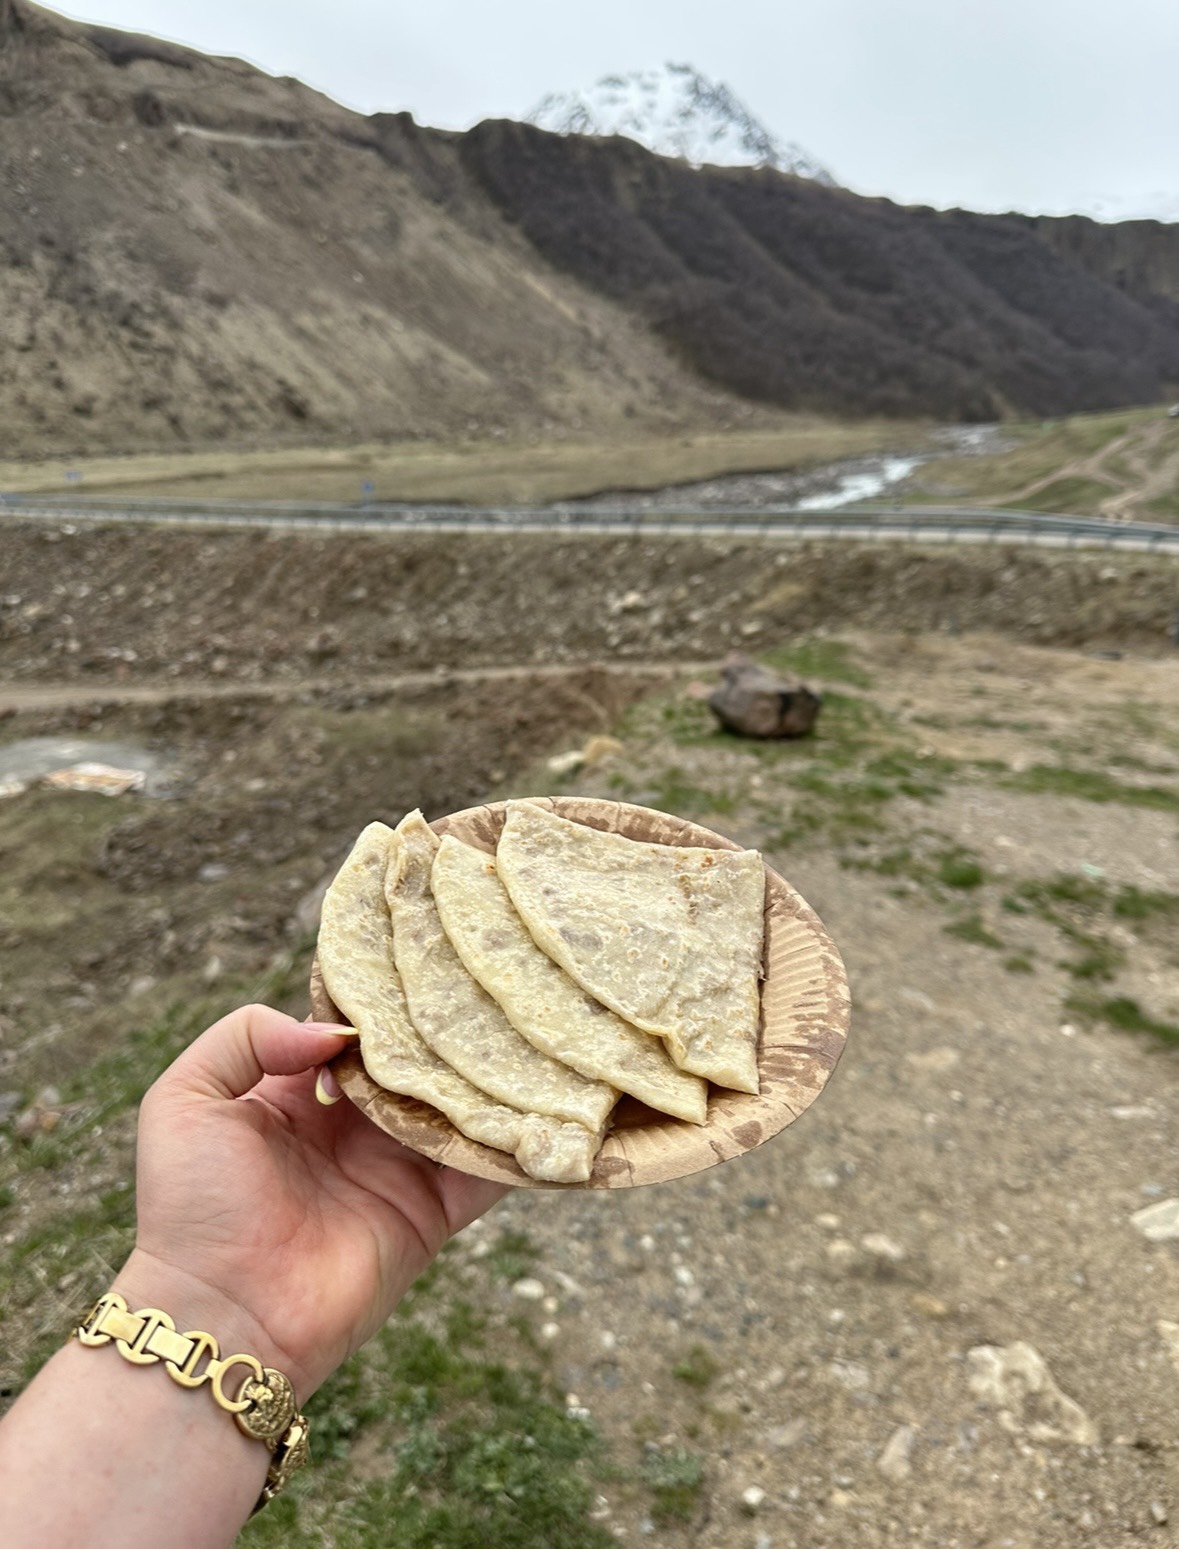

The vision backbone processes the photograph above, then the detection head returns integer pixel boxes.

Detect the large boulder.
[708,656,821,739]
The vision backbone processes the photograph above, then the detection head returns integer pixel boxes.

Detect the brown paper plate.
[310,796,850,1189]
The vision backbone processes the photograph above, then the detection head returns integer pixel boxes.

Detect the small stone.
[830,1488,854,1508]
[829,1360,871,1391]
[512,1277,546,1300]
[765,1418,810,1450]
[741,1485,767,1512]
[128,975,157,999]
[898,986,936,1014]
[861,1233,906,1266]
[826,1238,857,1271]
[1150,1501,1168,1525]
[755,1535,773,1549]
[198,862,229,883]
[911,1293,949,1318]
[540,1322,560,1342]
[1156,1320,1179,1377]
[1109,1105,1154,1119]
[815,1213,841,1230]
[905,1047,959,1072]
[600,1331,617,1352]
[0,1092,22,1124]
[35,1086,60,1107]
[542,1296,559,1314]
[674,1265,695,1288]
[1131,1199,1179,1242]
[967,1342,1098,1445]
[877,1423,917,1481]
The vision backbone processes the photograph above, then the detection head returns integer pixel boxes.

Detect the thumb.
[158,1003,353,1102]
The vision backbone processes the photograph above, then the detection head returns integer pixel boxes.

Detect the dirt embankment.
[1,524,1178,698]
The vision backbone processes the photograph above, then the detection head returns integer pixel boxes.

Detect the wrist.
[112,1248,308,1403]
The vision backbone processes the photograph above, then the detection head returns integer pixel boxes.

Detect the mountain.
[2,2,1179,461]
[528,63,835,184]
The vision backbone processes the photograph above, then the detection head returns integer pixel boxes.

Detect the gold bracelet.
[74,1291,310,1515]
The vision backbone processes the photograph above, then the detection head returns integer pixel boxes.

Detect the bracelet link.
[76,1291,129,1347]
[73,1293,310,1513]
[117,1306,176,1365]
[165,1329,221,1389]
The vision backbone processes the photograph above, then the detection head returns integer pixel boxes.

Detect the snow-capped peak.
[527,62,835,184]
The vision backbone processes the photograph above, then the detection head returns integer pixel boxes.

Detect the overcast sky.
[51,0,1179,220]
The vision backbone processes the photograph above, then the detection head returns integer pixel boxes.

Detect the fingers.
[156,1004,353,1103]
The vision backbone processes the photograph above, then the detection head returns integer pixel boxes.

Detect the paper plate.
[310,797,850,1189]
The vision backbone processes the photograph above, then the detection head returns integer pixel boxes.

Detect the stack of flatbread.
[317,800,766,1183]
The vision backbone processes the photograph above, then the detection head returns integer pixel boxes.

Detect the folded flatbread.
[433,834,709,1125]
[496,801,765,1094]
[317,821,601,1183]
[387,811,616,1140]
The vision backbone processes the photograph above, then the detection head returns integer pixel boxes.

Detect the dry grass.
[0,420,928,505]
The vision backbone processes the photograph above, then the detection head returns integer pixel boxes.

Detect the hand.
[118,1004,508,1401]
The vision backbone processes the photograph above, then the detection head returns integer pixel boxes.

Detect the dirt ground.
[2,524,1178,1545]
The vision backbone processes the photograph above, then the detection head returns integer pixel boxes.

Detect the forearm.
[0,1254,289,1549]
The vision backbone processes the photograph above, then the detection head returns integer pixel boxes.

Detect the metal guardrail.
[2,494,1178,554]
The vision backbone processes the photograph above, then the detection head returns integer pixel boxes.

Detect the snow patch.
[528,62,835,184]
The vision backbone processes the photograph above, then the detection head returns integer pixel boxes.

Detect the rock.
[765,1418,810,1450]
[876,1423,917,1481]
[905,1046,959,1071]
[741,1485,767,1512]
[1156,1320,1179,1378]
[898,986,937,1015]
[966,1342,1098,1445]
[707,656,821,739]
[861,1233,906,1266]
[1150,1501,1168,1525]
[829,1360,871,1391]
[826,1238,858,1271]
[198,862,229,883]
[512,1277,546,1301]
[911,1293,949,1319]
[1131,1199,1179,1242]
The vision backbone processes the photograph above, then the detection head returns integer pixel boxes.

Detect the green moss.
[672,1344,719,1389]
[944,914,1004,950]
[643,1449,705,1525]
[1067,993,1179,1048]
[936,850,986,889]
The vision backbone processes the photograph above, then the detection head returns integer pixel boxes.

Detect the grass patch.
[1003,952,1036,974]
[484,1230,541,1285]
[936,849,986,889]
[759,638,873,688]
[944,914,1004,950]
[642,1449,705,1526]
[1016,476,1112,514]
[242,1312,615,1549]
[1001,765,1179,813]
[648,767,735,817]
[672,1344,719,1389]
[1066,993,1179,1048]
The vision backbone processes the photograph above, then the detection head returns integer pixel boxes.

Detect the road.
[3,498,1179,553]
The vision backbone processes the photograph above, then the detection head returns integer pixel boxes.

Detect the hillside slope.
[2,2,1179,459]
[0,3,734,456]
